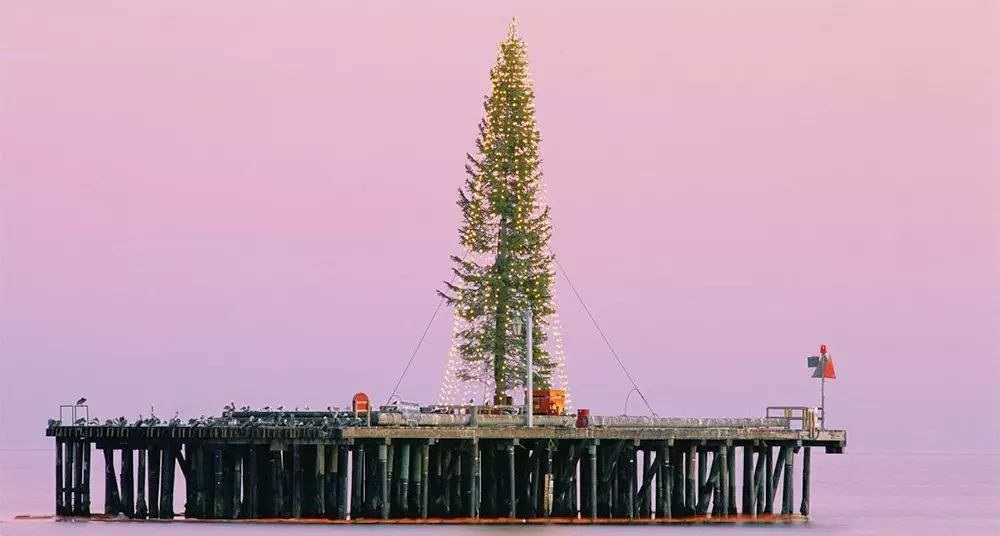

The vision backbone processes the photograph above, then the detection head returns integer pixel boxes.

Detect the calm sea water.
[1,449,997,535]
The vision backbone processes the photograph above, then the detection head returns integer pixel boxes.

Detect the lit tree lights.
[438,20,569,405]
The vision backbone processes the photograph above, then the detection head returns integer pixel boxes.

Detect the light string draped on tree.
[438,19,570,406]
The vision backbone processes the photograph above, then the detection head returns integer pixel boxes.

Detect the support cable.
[549,249,658,417]
[386,252,469,405]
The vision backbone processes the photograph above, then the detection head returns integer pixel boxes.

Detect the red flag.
[822,357,837,379]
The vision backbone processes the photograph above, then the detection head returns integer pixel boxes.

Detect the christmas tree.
[438,20,563,403]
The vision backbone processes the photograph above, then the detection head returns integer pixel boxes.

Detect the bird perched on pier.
[47,418,61,428]
[89,417,100,425]
[76,397,87,405]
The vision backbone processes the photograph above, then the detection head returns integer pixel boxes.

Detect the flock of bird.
[48,401,369,432]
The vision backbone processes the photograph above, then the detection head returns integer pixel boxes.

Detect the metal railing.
[766,406,818,437]
[58,404,89,425]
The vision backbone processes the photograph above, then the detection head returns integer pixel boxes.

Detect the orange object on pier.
[532,389,566,416]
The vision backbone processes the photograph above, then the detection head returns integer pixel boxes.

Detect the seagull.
[76,397,87,405]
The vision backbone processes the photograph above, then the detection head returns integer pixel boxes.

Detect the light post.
[513,308,534,428]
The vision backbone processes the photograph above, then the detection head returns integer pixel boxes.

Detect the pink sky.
[1,1,998,451]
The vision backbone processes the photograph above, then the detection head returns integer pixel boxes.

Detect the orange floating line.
[27,514,808,525]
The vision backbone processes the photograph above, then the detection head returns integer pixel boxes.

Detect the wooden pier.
[45,407,845,523]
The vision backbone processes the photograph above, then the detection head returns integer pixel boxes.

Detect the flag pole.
[820,374,825,430]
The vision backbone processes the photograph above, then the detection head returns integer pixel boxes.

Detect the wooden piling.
[501,443,513,518]
[440,447,452,516]
[209,446,223,518]
[397,443,409,517]
[81,443,91,515]
[338,446,350,519]
[719,445,730,517]
[626,444,636,519]
[640,448,652,518]
[765,445,776,515]
[727,443,737,515]
[69,442,80,516]
[160,443,175,519]
[686,444,697,511]
[769,445,787,514]
[366,444,379,517]
[661,445,672,519]
[782,446,794,516]
[670,445,684,516]
[291,445,302,518]
[55,439,65,516]
[742,445,753,516]
[420,442,429,519]
[698,448,707,502]
[147,447,160,518]
[122,448,135,517]
[543,442,553,517]
[580,443,597,519]
[532,443,544,518]
[351,445,363,519]
[696,450,719,515]
[232,447,243,519]
[248,446,259,519]
[135,448,147,518]
[800,446,811,516]
[464,442,476,518]
[103,447,121,515]
[754,444,765,516]
[322,445,334,519]
[272,449,285,518]
[61,440,73,516]
[712,454,721,516]
[71,442,83,515]
[378,443,389,519]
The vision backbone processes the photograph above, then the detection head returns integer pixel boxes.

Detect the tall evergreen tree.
[439,20,556,402]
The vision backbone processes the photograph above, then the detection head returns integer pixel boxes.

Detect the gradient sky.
[1,1,997,452]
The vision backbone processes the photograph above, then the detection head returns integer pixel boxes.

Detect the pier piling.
[800,446,811,516]
[136,448,148,518]
[782,445,795,516]
[122,448,135,517]
[102,447,121,515]
[55,439,65,516]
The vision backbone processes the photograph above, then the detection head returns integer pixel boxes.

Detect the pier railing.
[765,407,818,437]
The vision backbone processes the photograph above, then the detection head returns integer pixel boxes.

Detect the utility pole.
[525,308,533,428]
